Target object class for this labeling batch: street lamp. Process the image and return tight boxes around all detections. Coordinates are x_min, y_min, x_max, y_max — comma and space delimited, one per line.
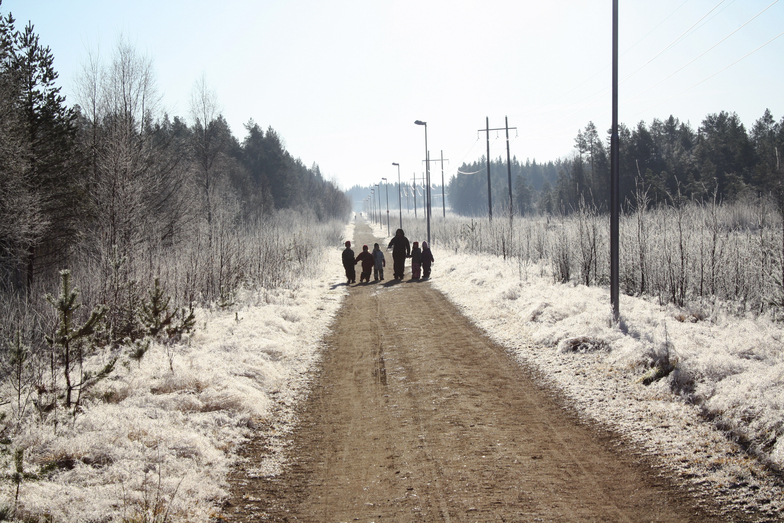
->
414, 120, 431, 245
370, 189, 375, 224
381, 177, 390, 236
392, 163, 402, 230
375, 183, 381, 226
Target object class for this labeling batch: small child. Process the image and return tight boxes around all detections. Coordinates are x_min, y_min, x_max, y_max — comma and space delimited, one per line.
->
355, 244, 375, 283
410, 241, 422, 280
421, 241, 434, 279
372, 243, 386, 281
342, 241, 356, 284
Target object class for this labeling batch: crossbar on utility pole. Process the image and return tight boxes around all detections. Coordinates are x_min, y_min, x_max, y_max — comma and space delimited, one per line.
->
478, 117, 517, 222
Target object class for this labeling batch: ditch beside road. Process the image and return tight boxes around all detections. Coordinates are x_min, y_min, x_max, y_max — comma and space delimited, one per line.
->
221, 217, 747, 522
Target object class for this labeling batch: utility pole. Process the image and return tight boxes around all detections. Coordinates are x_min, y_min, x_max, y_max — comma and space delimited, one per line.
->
478, 117, 518, 222
426, 154, 431, 245
381, 177, 390, 236
421, 172, 426, 219
610, 0, 620, 322
423, 154, 449, 218
418, 172, 426, 220
486, 117, 492, 221
392, 163, 402, 230
376, 183, 382, 227
505, 116, 514, 222
370, 189, 375, 223
414, 120, 430, 245
441, 150, 447, 218
411, 174, 417, 219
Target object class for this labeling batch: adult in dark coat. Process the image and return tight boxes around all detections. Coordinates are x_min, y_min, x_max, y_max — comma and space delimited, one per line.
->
387, 228, 411, 280
342, 241, 356, 284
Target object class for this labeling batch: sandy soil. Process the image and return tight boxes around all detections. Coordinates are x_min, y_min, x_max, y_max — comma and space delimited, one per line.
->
220, 219, 748, 522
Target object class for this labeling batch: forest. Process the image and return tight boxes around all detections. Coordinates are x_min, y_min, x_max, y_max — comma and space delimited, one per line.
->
449, 112, 784, 217
0, 5, 350, 456
0, 10, 350, 292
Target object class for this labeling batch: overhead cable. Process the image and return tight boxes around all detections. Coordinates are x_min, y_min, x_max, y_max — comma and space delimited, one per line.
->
624, 0, 780, 105
631, 29, 784, 117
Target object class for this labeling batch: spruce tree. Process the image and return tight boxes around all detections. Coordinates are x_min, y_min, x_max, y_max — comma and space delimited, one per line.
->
6, 18, 86, 288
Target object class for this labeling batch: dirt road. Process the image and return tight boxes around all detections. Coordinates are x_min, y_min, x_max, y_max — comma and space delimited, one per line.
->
221, 219, 730, 522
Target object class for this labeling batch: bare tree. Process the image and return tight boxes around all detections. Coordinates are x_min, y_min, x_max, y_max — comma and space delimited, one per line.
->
189, 75, 226, 246
74, 37, 192, 341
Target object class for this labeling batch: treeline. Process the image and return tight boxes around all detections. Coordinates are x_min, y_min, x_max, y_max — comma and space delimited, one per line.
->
450, 112, 784, 216
0, 8, 351, 292
0, 6, 349, 454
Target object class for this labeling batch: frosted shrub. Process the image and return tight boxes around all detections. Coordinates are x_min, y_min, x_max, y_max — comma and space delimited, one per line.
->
0, 209, 347, 521
576, 200, 601, 286
427, 197, 782, 316
551, 222, 572, 283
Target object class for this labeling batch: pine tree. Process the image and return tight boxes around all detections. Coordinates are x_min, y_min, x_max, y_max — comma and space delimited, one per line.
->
139, 276, 196, 345
45, 270, 108, 409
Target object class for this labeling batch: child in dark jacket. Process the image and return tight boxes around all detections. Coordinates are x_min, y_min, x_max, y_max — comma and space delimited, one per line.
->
342, 241, 355, 284
372, 243, 386, 281
410, 241, 422, 280
355, 244, 375, 283
421, 241, 434, 279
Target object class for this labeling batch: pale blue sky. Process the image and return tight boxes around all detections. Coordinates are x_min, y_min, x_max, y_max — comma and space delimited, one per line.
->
4, 0, 783, 190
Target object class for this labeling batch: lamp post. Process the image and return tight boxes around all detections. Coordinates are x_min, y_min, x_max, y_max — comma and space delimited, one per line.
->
392, 163, 402, 230
375, 183, 382, 227
414, 120, 431, 245
370, 189, 375, 224
381, 177, 390, 236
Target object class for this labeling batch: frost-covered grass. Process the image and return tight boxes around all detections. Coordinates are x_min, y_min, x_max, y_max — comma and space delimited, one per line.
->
0, 232, 350, 521
398, 197, 784, 315
3, 214, 782, 520
427, 248, 784, 519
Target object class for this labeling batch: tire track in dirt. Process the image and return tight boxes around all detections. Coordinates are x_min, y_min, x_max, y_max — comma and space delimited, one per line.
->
221, 217, 741, 522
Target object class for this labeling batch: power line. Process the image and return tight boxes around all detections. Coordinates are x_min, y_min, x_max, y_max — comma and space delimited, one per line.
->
621, 0, 729, 84
624, 0, 780, 106
631, 29, 784, 118
534, 2, 782, 134
624, 0, 691, 55
509, 1, 691, 124
515, 1, 732, 140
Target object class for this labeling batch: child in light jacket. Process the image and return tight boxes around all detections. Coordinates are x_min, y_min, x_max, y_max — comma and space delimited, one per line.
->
372, 243, 386, 281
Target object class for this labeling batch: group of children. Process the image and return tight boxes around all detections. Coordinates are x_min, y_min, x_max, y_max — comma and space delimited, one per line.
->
342, 240, 433, 284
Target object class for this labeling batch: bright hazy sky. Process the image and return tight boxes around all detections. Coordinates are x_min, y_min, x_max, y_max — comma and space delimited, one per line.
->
4, 0, 784, 190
